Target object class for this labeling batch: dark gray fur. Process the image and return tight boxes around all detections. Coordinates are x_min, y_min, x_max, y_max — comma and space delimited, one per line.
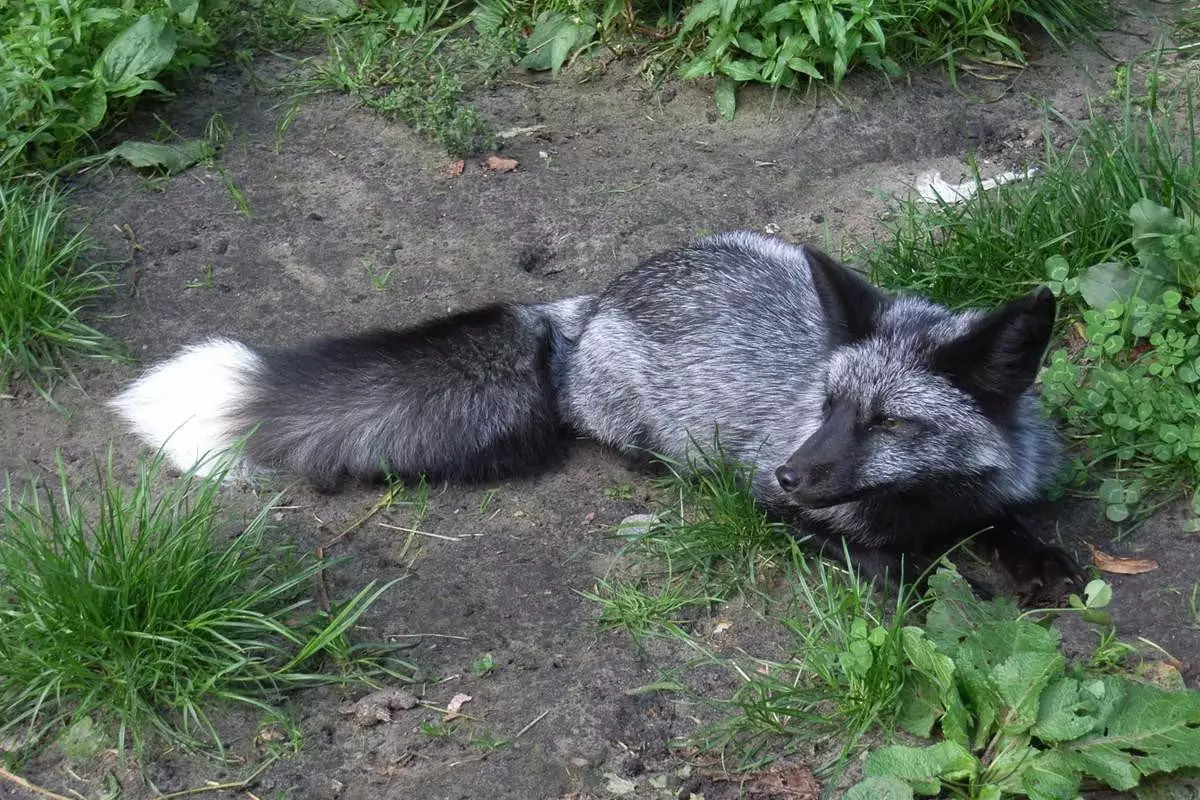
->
202, 232, 1078, 592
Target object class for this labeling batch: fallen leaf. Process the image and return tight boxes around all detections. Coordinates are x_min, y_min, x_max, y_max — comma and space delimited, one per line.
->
484, 155, 519, 173
496, 124, 547, 139
712, 620, 732, 635
603, 773, 637, 795
1088, 544, 1159, 574
734, 763, 822, 799
444, 692, 472, 720
446, 159, 464, 178
1142, 661, 1186, 692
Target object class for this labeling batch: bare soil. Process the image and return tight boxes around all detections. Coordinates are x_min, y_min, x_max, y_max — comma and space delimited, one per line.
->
3, 6, 1198, 798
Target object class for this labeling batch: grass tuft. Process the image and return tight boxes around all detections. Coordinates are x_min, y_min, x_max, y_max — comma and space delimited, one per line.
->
633, 443, 796, 598
0, 179, 114, 396
867, 93, 1200, 309
285, 5, 518, 157
0, 451, 407, 760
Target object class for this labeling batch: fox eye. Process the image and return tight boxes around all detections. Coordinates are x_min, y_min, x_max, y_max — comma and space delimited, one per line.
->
822, 396, 834, 418
869, 414, 902, 432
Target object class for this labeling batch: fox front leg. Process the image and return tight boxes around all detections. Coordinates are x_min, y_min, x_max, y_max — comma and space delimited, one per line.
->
974, 515, 1085, 606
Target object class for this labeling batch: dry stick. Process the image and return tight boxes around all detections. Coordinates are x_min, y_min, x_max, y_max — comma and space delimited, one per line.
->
0, 768, 74, 800
154, 756, 278, 799
515, 709, 551, 739
314, 482, 407, 610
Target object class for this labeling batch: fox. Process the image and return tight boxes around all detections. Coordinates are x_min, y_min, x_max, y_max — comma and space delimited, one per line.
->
110, 231, 1082, 601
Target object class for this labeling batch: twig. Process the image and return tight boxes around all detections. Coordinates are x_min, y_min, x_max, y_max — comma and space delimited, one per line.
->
376, 522, 459, 541
315, 482, 408, 610
0, 768, 73, 800
515, 709, 551, 739
389, 633, 469, 640
323, 481, 406, 551
154, 756, 277, 799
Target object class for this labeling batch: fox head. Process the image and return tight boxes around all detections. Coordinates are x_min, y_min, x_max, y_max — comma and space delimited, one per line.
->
774, 247, 1057, 510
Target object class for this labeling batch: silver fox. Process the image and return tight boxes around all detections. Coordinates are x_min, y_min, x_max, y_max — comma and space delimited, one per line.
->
111, 231, 1081, 598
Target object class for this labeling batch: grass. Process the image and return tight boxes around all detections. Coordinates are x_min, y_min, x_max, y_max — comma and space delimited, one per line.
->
685, 550, 918, 772
584, 450, 917, 767
0, 451, 407, 761
866, 89, 1200, 308
0, 178, 115, 397
283, 4, 518, 158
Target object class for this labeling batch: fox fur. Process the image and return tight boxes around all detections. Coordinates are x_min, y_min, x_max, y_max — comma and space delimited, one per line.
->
111, 232, 1081, 597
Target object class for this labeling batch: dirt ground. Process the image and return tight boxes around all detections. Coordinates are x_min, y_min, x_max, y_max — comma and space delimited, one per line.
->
3, 5, 1199, 798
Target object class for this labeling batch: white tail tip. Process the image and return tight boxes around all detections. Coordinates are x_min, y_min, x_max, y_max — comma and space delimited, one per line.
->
110, 337, 261, 476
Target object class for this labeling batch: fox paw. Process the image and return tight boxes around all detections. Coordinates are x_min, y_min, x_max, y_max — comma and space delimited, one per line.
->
999, 542, 1085, 606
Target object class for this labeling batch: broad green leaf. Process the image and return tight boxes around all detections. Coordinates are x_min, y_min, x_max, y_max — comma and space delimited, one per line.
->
957, 620, 1061, 748
167, 0, 200, 24
760, 1, 798, 24
1077, 261, 1164, 310
1021, 750, 1083, 800
736, 32, 765, 57
109, 139, 213, 173
865, 741, 979, 795
718, 0, 739, 24
800, 4, 821, 44
844, 776, 915, 800
1065, 678, 1200, 790
1046, 254, 1071, 282
472, 0, 507, 33
984, 734, 1036, 791
925, 567, 1019, 653
1033, 677, 1101, 743
787, 57, 823, 80
74, 81, 107, 131
720, 59, 762, 81
96, 16, 177, 90
519, 11, 596, 73
681, 0, 721, 32
713, 76, 736, 120
995, 650, 1067, 734
897, 675, 940, 738
680, 57, 715, 79
1084, 580, 1112, 609
1131, 198, 1184, 239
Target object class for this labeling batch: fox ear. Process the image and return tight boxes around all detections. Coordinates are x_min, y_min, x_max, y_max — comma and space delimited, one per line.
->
804, 246, 888, 345
931, 286, 1057, 415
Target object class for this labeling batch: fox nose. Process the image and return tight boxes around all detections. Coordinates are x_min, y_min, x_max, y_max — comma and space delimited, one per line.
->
775, 465, 800, 492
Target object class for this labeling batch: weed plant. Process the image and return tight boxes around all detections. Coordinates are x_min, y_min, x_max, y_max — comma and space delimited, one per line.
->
0, 452, 406, 759
867, 95, 1200, 308
0, 179, 114, 396
287, 3, 518, 157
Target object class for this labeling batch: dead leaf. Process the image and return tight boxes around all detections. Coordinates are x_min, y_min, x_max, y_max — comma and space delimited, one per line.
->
1088, 544, 1159, 574
712, 620, 732, 635
1142, 661, 1187, 692
446, 159, 464, 178
484, 155, 519, 173
496, 124, 547, 139
444, 692, 472, 720
737, 763, 821, 799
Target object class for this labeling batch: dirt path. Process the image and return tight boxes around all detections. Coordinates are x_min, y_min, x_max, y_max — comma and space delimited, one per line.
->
4, 7, 1197, 798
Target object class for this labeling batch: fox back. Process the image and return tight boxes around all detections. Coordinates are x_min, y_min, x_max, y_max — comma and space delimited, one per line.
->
557, 232, 1061, 550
